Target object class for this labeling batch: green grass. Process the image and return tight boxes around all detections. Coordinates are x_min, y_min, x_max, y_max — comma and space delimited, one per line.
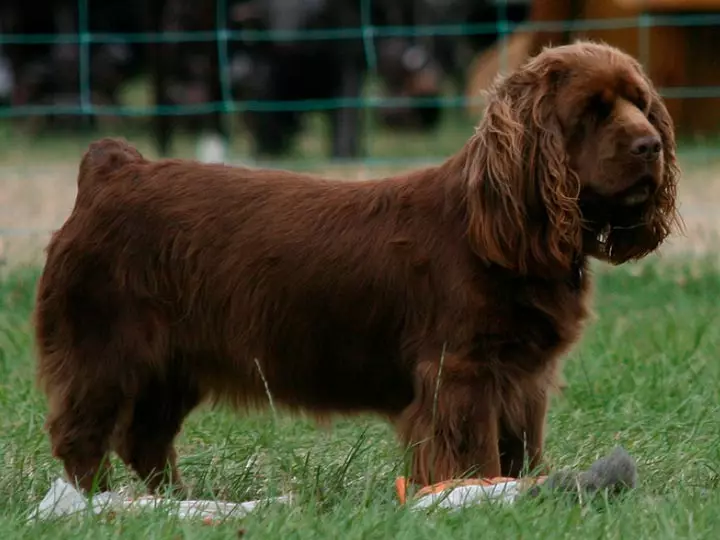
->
2, 256, 720, 539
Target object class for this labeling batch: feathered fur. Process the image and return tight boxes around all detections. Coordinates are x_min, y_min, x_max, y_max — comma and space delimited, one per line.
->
34, 41, 680, 494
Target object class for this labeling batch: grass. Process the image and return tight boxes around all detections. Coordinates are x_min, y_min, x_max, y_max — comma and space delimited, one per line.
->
2, 255, 720, 539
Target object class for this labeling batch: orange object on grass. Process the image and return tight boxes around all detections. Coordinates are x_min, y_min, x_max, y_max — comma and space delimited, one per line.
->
395, 475, 548, 505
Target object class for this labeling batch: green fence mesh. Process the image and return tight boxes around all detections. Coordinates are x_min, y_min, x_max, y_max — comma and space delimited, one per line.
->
5, 6, 720, 116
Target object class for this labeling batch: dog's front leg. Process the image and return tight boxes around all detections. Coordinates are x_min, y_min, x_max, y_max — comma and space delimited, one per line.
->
397, 356, 502, 485
499, 388, 549, 478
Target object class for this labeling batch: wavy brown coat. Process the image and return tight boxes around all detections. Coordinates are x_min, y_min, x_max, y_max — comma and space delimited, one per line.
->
34, 41, 680, 494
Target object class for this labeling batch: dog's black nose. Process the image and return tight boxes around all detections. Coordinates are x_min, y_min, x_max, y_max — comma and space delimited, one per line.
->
630, 135, 662, 161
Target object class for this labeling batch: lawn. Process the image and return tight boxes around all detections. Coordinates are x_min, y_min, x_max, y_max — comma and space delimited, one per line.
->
1, 254, 720, 539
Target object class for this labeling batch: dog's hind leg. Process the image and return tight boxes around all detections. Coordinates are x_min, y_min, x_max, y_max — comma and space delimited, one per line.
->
43, 350, 131, 494
114, 367, 201, 497
37, 284, 170, 494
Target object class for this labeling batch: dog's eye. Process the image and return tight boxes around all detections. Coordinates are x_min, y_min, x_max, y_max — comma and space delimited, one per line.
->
588, 93, 612, 120
627, 86, 650, 114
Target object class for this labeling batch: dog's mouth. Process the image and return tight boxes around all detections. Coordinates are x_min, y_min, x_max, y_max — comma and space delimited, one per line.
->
618, 174, 655, 206
581, 176, 657, 257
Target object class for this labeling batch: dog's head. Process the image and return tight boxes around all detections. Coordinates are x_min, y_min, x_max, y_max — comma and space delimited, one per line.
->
464, 40, 681, 277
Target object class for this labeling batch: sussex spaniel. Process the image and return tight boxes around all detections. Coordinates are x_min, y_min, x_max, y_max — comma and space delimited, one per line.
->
34, 41, 680, 495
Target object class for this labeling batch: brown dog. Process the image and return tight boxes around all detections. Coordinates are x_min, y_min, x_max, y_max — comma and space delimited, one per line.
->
34, 41, 680, 495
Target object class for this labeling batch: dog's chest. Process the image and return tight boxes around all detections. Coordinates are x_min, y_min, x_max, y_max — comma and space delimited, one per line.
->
468, 270, 590, 365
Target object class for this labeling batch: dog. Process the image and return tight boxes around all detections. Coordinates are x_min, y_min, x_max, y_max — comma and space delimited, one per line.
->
34, 41, 680, 495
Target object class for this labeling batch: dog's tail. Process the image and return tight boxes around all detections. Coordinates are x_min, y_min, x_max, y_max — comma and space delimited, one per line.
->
77, 137, 145, 194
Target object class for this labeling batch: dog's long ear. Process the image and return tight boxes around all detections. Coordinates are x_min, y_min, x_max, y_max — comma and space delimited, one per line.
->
602, 80, 682, 264
464, 65, 581, 278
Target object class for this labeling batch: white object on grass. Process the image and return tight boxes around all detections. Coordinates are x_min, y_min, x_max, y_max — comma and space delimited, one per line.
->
408, 479, 523, 511
29, 477, 291, 523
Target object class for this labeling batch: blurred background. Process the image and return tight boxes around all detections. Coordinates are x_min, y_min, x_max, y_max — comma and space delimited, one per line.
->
2, 0, 720, 266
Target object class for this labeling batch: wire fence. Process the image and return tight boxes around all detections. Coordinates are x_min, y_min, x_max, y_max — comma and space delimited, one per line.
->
1, 4, 720, 141
6, 10, 720, 118
2, 0, 720, 265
